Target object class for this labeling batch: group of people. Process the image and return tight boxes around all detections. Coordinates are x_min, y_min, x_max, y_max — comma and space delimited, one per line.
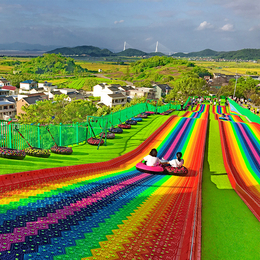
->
233, 96, 260, 116
141, 148, 188, 174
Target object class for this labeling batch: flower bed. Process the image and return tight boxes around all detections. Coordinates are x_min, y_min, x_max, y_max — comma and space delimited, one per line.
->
25, 147, 50, 158
0, 148, 26, 160
51, 146, 73, 155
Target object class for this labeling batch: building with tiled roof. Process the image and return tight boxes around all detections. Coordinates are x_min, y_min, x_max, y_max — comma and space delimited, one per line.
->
0, 77, 11, 87
0, 96, 16, 120
16, 95, 46, 116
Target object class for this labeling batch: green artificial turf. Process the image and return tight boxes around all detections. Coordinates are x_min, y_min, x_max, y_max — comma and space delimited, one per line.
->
201, 110, 260, 260
0, 114, 175, 175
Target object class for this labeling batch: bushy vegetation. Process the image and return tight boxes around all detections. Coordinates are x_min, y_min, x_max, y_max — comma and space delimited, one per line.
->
0, 60, 21, 66
165, 76, 209, 102
131, 56, 194, 73
17, 95, 97, 124
15, 54, 86, 75
218, 76, 260, 105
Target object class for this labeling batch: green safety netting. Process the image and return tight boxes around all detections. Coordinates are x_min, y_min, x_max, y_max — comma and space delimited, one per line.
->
0, 102, 181, 150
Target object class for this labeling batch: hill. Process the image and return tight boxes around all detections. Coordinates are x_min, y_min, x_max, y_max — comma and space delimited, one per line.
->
116, 48, 147, 57
172, 49, 219, 57
15, 53, 86, 74
47, 45, 114, 57
172, 48, 260, 60
215, 49, 260, 60
0, 42, 60, 51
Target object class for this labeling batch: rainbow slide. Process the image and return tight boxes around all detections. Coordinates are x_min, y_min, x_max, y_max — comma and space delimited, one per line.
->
0, 106, 209, 260
212, 105, 244, 122
219, 119, 260, 220
182, 104, 209, 119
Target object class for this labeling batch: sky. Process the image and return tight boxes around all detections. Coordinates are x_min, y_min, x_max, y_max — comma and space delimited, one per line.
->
1, 0, 260, 53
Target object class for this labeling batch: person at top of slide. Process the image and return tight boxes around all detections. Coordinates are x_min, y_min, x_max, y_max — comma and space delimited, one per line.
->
142, 148, 160, 167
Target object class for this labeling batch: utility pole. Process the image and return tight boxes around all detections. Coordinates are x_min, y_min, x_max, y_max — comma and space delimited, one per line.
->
233, 72, 238, 99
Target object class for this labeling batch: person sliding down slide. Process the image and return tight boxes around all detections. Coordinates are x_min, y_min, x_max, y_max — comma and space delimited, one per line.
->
219, 113, 228, 121
141, 148, 160, 166
136, 149, 164, 174
161, 152, 188, 175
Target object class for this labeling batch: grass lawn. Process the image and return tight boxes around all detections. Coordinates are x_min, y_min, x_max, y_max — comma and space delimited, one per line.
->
0, 114, 173, 175
201, 111, 260, 260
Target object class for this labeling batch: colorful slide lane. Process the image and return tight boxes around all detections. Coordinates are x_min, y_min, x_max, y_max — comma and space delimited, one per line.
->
212, 105, 244, 123
0, 107, 208, 260
183, 104, 209, 119
219, 119, 260, 220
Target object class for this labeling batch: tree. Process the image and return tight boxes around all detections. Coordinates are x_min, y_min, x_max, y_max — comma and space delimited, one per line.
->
168, 77, 208, 102
84, 78, 98, 91
17, 95, 97, 124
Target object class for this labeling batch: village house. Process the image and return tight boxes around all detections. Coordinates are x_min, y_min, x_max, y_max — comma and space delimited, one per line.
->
249, 75, 260, 81
93, 84, 125, 97
0, 77, 11, 87
128, 87, 156, 99
16, 94, 48, 116
0, 89, 10, 96
153, 84, 172, 99
38, 81, 58, 92
66, 92, 85, 101
93, 83, 127, 107
100, 93, 127, 107
1, 86, 19, 96
49, 88, 84, 101
19, 80, 44, 94
0, 96, 16, 120
118, 85, 134, 96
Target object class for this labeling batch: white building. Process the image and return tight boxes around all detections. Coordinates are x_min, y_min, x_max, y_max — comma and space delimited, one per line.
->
0, 96, 16, 120
100, 93, 127, 107
128, 87, 156, 99
19, 80, 45, 95
0, 78, 11, 87
38, 81, 58, 92
93, 84, 125, 97
1, 86, 19, 96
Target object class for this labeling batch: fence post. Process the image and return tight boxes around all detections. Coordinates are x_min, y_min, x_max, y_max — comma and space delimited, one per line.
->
59, 123, 62, 146
76, 122, 79, 145
8, 119, 12, 148
38, 123, 41, 148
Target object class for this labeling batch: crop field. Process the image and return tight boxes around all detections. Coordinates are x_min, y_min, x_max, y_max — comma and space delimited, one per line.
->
0, 65, 13, 72
50, 78, 71, 85
67, 78, 87, 90
194, 61, 260, 75
75, 61, 127, 72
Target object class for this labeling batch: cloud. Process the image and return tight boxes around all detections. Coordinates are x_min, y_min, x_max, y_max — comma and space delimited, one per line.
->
145, 37, 153, 41
196, 21, 213, 30
114, 20, 124, 24
220, 23, 234, 31
249, 25, 260, 31
210, 0, 260, 18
